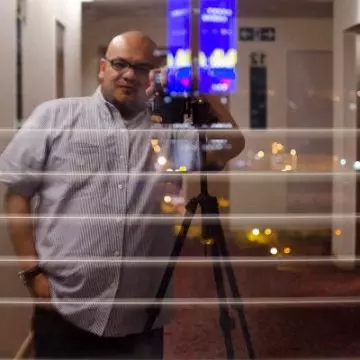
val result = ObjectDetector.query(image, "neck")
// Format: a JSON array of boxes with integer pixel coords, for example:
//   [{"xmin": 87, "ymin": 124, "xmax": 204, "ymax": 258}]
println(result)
[
  {"xmin": 100, "ymin": 88, "xmax": 144, "ymax": 121},
  {"xmin": 113, "ymin": 102, "xmax": 139, "ymax": 120},
  {"xmin": 117, "ymin": 102, "xmax": 150, "ymax": 123}
]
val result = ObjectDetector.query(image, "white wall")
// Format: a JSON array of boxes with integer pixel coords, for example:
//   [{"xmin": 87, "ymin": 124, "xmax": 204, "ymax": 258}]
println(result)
[
  {"xmin": 0, "ymin": 0, "xmax": 16, "ymax": 129},
  {"xmin": 229, "ymin": 19, "xmax": 333, "ymax": 233},
  {"xmin": 22, "ymin": 0, "xmax": 82, "ymax": 119},
  {"xmin": 332, "ymin": 0, "xmax": 360, "ymax": 264},
  {"xmin": 0, "ymin": 2, "xmax": 30, "ymax": 358},
  {"xmin": 0, "ymin": 0, "xmax": 82, "ymax": 357}
]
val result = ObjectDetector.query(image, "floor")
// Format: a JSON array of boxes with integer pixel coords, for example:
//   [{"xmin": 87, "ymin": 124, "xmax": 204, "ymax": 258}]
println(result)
[
  {"xmin": 164, "ymin": 240, "xmax": 360, "ymax": 359},
  {"xmin": 5, "ymin": 238, "xmax": 360, "ymax": 360}
]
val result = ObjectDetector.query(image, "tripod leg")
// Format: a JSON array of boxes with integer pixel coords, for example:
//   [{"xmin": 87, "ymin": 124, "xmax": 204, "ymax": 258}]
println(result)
[
  {"xmin": 144, "ymin": 197, "xmax": 199, "ymax": 332},
  {"xmin": 211, "ymin": 242, "xmax": 236, "ymax": 360},
  {"xmin": 213, "ymin": 224, "xmax": 256, "ymax": 359},
  {"xmin": 198, "ymin": 193, "xmax": 256, "ymax": 359}
]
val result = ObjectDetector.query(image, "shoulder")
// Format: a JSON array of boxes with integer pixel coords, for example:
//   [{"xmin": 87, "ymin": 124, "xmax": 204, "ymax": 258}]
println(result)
[
  {"xmin": 22, "ymin": 96, "xmax": 92, "ymax": 129},
  {"xmin": 35, "ymin": 96, "xmax": 91, "ymax": 115}
]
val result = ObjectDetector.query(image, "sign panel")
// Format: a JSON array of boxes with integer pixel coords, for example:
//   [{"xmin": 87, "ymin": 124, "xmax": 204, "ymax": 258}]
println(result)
[
  {"xmin": 166, "ymin": 0, "xmax": 192, "ymax": 95},
  {"xmin": 239, "ymin": 27, "xmax": 276, "ymax": 42},
  {"xmin": 199, "ymin": 0, "xmax": 237, "ymax": 94}
]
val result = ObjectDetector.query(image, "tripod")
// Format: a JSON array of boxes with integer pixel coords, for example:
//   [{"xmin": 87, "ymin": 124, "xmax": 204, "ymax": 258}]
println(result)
[{"xmin": 144, "ymin": 125, "xmax": 256, "ymax": 359}]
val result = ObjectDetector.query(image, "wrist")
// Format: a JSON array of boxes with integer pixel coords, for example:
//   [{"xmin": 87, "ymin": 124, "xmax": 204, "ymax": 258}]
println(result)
[
  {"xmin": 20, "ymin": 256, "xmax": 39, "ymax": 272},
  {"xmin": 18, "ymin": 265, "xmax": 44, "ymax": 287}
]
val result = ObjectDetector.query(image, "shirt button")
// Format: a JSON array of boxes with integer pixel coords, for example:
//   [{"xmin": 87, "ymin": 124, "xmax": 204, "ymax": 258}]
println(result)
[
  {"xmin": 114, "ymin": 251, "xmax": 120, "ymax": 257},
  {"xmin": 118, "ymin": 184, "xmax": 124, "ymax": 190}
]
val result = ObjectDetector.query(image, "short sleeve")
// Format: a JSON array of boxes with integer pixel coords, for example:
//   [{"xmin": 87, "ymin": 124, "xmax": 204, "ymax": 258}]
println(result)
[{"xmin": 0, "ymin": 104, "xmax": 51, "ymax": 197}]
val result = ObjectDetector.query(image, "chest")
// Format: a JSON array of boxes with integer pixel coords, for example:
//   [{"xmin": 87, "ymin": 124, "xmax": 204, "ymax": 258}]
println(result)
[{"xmin": 48, "ymin": 127, "xmax": 172, "ymax": 174}]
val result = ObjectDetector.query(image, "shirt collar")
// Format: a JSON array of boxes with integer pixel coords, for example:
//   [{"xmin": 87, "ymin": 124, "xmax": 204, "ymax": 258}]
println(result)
[{"xmin": 92, "ymin": 86, "xmax": 118, "ymax": 120}]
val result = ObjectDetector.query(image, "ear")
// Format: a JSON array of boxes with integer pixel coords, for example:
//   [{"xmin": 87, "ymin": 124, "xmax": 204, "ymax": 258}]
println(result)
[{"xmin": 98, "ymin": 58, "xmax": 106, "ymax": 83}]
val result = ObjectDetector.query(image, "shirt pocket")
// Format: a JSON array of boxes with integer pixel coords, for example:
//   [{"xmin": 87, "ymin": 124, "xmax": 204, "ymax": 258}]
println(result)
[{"xmin": 68, "ymin": 139, "xmax": 102, "ymax": 173}]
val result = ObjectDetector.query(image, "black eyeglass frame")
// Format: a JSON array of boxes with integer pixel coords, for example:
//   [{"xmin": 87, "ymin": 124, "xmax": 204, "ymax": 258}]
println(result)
[{"xmin": 103, "ymin": 57, "xmax": 154, "ymax": 77}]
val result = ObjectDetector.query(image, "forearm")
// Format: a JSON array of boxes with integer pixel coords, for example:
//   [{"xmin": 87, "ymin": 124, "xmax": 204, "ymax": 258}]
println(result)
[
  {"xmin": 4, "ymin": 189, "xmax": 38, "ymax": 271},
  {"xmin": 201, "ymin": 95, "xmax": 245, "ymax": 167}
]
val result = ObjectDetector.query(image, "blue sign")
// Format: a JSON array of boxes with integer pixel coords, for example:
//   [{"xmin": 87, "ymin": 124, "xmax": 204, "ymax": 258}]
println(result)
[
  {"xmin": 239, "ymin": 27, "xmax": 276, "ymax": 42},
  {"xmin": 198, "ymin": 0, "xmax": 237, "ymax": 95},
  {"xmin": 166, "ymin": 0, "xmax": 192, "ymax": 95}
]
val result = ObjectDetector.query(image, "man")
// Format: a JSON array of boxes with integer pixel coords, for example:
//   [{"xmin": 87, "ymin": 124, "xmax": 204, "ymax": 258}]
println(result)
[{"xmin": 0, "ymin": 31, "xmax": 244, "ymax": 359}]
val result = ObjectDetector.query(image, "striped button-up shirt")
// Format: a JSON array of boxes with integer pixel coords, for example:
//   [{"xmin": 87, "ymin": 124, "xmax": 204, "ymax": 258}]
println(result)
[{"xmin": 0, "ymin": 88, "xmax": 200, "ymax": 337}]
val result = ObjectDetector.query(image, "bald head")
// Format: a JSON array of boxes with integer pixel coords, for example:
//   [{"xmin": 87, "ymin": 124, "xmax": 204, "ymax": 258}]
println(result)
[{"xmin": 105, "ymin": 31, "xmax": 159, "ymax": 66}]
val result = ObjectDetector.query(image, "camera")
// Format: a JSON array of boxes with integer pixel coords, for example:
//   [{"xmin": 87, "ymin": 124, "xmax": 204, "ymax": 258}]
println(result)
[{"xmin": 151, "ymin": 68, "xmax": 218, "ymax": 127}]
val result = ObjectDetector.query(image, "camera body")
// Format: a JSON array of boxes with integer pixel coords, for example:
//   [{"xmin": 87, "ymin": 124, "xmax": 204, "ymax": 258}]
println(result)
[{"xmin": 151, "ymin": 89, "xmax": 217, "ymax": 127}]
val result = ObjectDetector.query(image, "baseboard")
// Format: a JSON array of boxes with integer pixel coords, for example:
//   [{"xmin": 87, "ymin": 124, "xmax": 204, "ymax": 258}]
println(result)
[{"xmin": 14, "ymin": 332, "xmax": 33, "ymax": 360}]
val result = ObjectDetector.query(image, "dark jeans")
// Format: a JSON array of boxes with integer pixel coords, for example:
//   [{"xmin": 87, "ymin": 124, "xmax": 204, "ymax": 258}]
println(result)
[{"xmin": 32, "ymin": 306, "xmax": 164, "ymax": 359}]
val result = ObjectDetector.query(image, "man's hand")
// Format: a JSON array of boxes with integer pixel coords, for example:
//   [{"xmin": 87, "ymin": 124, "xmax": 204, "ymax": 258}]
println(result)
[
  {"xmin": 146, "ymin": 67, "xmax": 167, "ymax": 97},
  {"xmin": 29, "ymin": 273, "xmax": 52, "ymax": 307},
  {"xmin": 200, "ymin": 94, "xmax": 245, "ymax": 166}
]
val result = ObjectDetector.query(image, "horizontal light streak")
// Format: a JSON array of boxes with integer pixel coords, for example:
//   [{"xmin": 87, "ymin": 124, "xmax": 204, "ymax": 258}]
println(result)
[
  {"xmin": 0, "ymin": 214, "xmax": 354, "ymax": 220},
  {"xmin": 0, "ymin": 256, "xmax": 356, "ymax": 266},
  {"xmin": 1, "ymin": 297, "xmax": 360, "ymax": 307},
  {"xmin": 0, "ymin": 128, "xmax": 358, "ymax": 133},
  {"xmin": 0, "ymin": 171, "xmax": 356, "ymax": 177}
]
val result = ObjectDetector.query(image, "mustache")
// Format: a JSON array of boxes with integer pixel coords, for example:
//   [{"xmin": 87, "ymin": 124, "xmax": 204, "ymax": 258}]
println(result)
[
  {"xmin": 116, "ymin": 84, "xmax": 136, "ymax": 89},
  {"xmin": 115, "ymin": 79, "xmax": 139, "ymax": 88}
]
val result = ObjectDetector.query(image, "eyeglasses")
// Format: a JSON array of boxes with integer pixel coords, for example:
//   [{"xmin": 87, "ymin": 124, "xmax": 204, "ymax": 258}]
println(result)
[{"xmin": 104, "ymin": 57, "xmax": 153, "ymax": 77}]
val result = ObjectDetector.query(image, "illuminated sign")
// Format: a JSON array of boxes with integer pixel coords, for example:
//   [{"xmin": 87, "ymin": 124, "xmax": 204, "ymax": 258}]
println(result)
[
  {"xmin": 198, "ymin": 0, "xmax": 237, "ymax": 94},
  {"xmin": 166, "ymin": 0, "xmax": 192, "ymax": 95}
]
